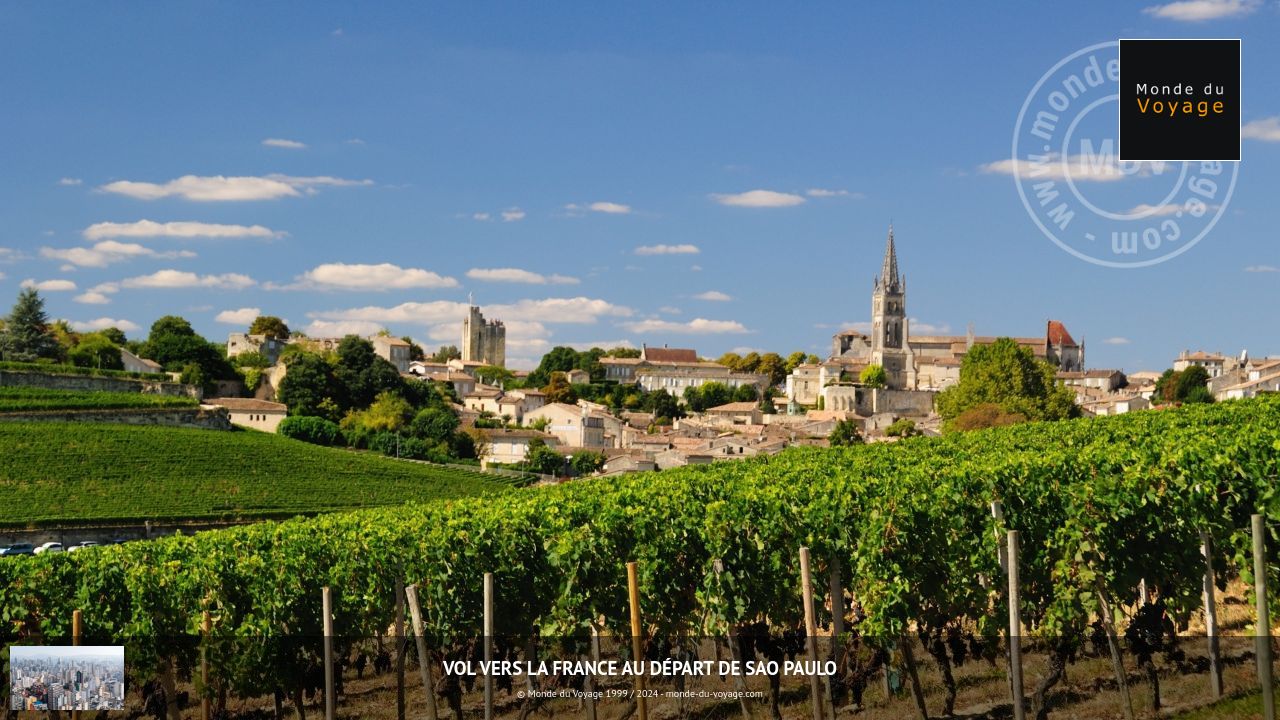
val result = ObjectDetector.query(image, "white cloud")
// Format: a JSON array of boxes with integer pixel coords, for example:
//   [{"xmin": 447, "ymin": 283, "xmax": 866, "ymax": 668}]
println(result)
[
  {"xmin": 73, "ymin": 292, "xmax": 111, "ymax": 305},
  {"xmin": 589, "ymin": 201, "xmax": 632, "ymax": 215},
  {"xmin": 303, "ymin": 319, "xmax": 385, "ymax": 337},
  {"xmin": 99, "ymin": 174, "xmax": 372, "ymax": 201},
  {"xmin": 980, "ymin": 154, "xmax": 1171, "ymax": 183},
  {"xmin": 566, "ymin": 339, "xmax": 635, "ymax": 351},
  {"xmin": 84, "ymin": 220, "xmax": 282, "ymax": 241},
  {"xmin": 635, "ymin": 244, "xmax": 700, "ymax": 256},
  {"xmin": 466, "ymin": 268, "xmax": 579, "ymax": 285},
  {"xmin": 694, "ymin": 290, "xmax": 733, "ymax": 302},
  {"xmin": 0, "ymin": 247, "xmax": 25, "ymax": 263},
  {"xmin": 20, "ymin": 278, "xmax": 77, "ymax": 292},
  {"xmin": 41, "ymin": 241, "xmax": 197, "ymax": 268},
  {"xmin": 1143, "ymin": 0, "xmax": 1259, "ymax": 21},
  {"xmin": 711, "ymin": 189, "xmax": 806, "ymax": 208},
  {"xmin": 0, "ymin": 271, "xmax": 5, "ymax": 280},
  {"xmin": 658, "ymin": 306, "xmax": 681, "ymax": 315},
  {"xmin": 1245, "ymin": 265, "xmax": 1279, "ymax": 273},
  {"xmin": 310, "ymin": 297, "xmax": 632, "ymax": 327},
  {"xmin": 501, "ymin": 207, "xmax": 526, "ymax": 222},
  {"xmin": 262, "ymin": 138, "xmax": 307, "ymax": 149},
  {"xmin": 1242, "ymin": 117, "xmax": 1280, "ymax": 142},
  {"xmin": 472, "ymin": 212, "xmax": 492, "ymax": 221},
  {"xmin": 59, "ymin": 177, "xmax": 83, "ymax": 186},
  {"xmin": 841, "ymin": 319, "xmax": 951, "ymax": 335},
  {"xmin": 279, "ymin": 263, "xmax": 459, "ymax": 291},
  {"xmin": 122, "ymin": 270, "xmax": 255, "ymax": 290},
  {"xmin": 1103, "ymin": 337, "xmax": 1132, "ymax": 345},
  {"xmin": 69, "ymin": 317, "xmax": 140, "ymax": 332},
  {"xmin": 806, "ymin": 188, "xmax": 864, "ymax": 199},
  {"xmin": 215, "ymin": 307, "xmax": 263, "ymax": 325},
  {"xmin": 620, "ymin": 318, "xmax": 749, "ymax": 335},
  {"xmin": 345, "ymin": 138, "xmax": 366, "ymax": 145}
]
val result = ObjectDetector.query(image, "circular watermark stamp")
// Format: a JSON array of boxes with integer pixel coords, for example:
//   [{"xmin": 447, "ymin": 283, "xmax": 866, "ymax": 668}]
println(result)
[{"xmin": 1012, "ymin": 41, "xmax": 1238, "ymax": 268}]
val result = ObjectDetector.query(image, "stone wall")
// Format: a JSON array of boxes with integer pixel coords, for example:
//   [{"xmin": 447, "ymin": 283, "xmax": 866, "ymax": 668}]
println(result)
[
  {"xmin": 0, "ymin": 518, "xmax": 264, "ymax": 549},
  {"xmin": 0, "ymin": 405, "xmax": 231, "ymax": 430},
  {"xmin": 870, "ymin": 388, "xmax": 936, "ymax": 416},
  {"xmin": 0, "ymin": 369, "xmax": 200, "ymax": 398}
]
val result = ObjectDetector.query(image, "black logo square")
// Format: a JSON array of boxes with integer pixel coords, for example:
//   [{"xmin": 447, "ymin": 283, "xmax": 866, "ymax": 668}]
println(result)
[{"xmin": 1119, "ymin": 39, "xmax": 1240, "ymax": 161}]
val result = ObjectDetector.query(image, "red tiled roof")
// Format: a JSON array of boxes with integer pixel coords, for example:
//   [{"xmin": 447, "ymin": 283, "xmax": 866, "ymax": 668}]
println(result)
[
  {"xmin": 1047, "ymin": 320, "xmax": 1076, "ymax": 347},
  {"xmin": 641, "ymin": 346, "xmax": 699, "ymax": 363}
]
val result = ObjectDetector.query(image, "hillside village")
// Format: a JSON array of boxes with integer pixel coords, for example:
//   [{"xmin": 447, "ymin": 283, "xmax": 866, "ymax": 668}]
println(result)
[{"xmin": 1, "ymin": 227, "xmax": 1273, "ymax": 482}]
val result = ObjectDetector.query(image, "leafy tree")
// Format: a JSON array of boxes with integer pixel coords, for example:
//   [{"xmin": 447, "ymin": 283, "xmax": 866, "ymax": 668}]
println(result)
[
  {"xmin": 860, "ymin": 364, "xmax": 887, "ymax": 389},
  {"xmin": 248, "ymin": 315, "xmax": 290, "ymax": 339},
  {"xmin": 757, "ymin": 352, "xmax": 787, "ymax": 386},
  {"xmin": 335, "ymin": 335, "xmax": 404, "ymax": 408},
  {"xmin": 759, "ymin": 387, "xmax": 777, "ymax": 414},
  {"xmin": 949, "ymin": 403, "xmax": 1027, "ymax": 432},
  {"xmin": 475, "ymin": 365, "xmax": 515, "ymax": 386},
  {"xmin": 646, "ymin": 389, "xmax": 685, "ymax": 422},
  {"xmin": 410, "ymin": 406, "xmax": 460, "ymax": 443},
  {"xmin": 684, "ymin": 381, "xmax": 733, "ymax": 412},
  {"xmin": 785, "ymin": 351, "xmax": 808, "ymax": 374},
  {"xmin": 524, "ymin": 438, "xmax": 565, "ymax": 476},
  {"xmin": 528, "ymin": 346, "xmax": 579, "ymax": 387},
  {"xmin": 141, "ymin": 315, "xmax": 236, "ymax": 386},
  {"xmin": 428, "ymin": 345, "xmax": 461, "ymax": 363},
  {"xmin": 717, "ymin": 352, "xmax": 742, "ymax": 370},
  {"xmin": 0, "ymin": 288, "xmax": 60, "ymax": 362},
  {"xmin": 49, "ymin": 319, "xmax": 78, "ymax": 361},
  {"xmin": 605, "ymin": 347, "xmax": 640, "ymax": 359},
  {"xmin": 732, "ymin": 384, "xmax": 758, "ymax": 402},
  {"xmin": 230, "ymin": 350, "xmax": 270, "ymax": 369},
  {"xmin": 68, "ymin": 332, "xmax": 124, "ymax": 370},
  {"xmin": 278, "ymin": 352, "xmax": 344, "ymax": 420},
  {"xmin": 179, "ymin": 362, "xmax": 207, "ymax": 391},
  {"xmin": 806, "ymin": 353, "xmax": 821, "ymax": 364},
  {"xmin": 401, "ymin": 336, "xmax": 425, "ymax": 362},
  {"xmin": 935, "ymin": 338, "xmax": 1079, "ymax": 431},
  {"xmin": 828, "ymin": 418, "xmax": 864, "ymax": 446},
  {"xmin": 354, "ymin": 392, "xmax": 415, "ymax": 432},
  {"xmin": 278, "ymin": 416, "xmax": 345, "ymax": 446},
  {"xmin": 99, "ymin": 327, "xmax": 128, "ymax": 346},
  {"xmin": 1175, "ymin": 365, "xmax": 1213, "ymax": 403},
  {"xmin": 570, "ymin": 450, "xmax": 606, "ymax": 476},
  {"xmin": 885, "ymin": 418, "xmax": 920, "ymax": 438},
  {"xmin": 543, "ymin": 371, "xmax": 578, "ymax": 404}
]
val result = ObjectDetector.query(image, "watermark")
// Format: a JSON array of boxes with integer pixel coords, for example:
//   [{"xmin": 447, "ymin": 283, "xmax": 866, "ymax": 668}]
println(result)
[{"xmin": 1011, "ymin": 41, "xmax": 1238, "ymax": 268}]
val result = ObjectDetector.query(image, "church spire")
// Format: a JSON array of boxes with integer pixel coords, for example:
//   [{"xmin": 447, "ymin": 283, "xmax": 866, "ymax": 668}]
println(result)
[{"xmin": 878, "ymin": 224, "xmax": 901, "ymax": 292}]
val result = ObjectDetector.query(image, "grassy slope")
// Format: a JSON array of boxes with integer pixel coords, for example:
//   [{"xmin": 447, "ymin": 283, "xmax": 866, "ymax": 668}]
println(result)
[{"xmin": 0, "ymin": 422, "xmax": 511, "ymax": 527}]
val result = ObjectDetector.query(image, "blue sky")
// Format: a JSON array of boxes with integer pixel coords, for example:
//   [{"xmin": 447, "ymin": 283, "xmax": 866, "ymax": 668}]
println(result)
[{"xmin": 0, "ymin": 2, "xmax": 1276, "ymax": 370}]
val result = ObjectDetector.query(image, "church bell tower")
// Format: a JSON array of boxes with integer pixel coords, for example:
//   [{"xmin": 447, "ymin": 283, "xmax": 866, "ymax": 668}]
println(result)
[{"xmin": 869, "ymin": 225, "xmax": 913, "ymax": 389}]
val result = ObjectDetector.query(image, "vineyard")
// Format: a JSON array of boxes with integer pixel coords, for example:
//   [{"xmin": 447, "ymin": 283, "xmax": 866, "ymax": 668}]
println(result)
[
  {"xmin": 0, "ymin": 386, "xmax": 198, "ymax": 412},
  {"xmin": 3, "ymin": 397, "xmax": 1280, "ymax": 719},
  {"xmin": 0, "ymin": 360, "xmax": 168, "ymax": 381},
  {"xmin": 0, "ymin": 423, "xmax": 512, "ymax": 527}
]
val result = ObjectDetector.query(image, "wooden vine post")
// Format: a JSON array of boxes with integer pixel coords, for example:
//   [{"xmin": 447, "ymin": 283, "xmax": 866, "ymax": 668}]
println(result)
[
  {"xmin": 404, "ymin": 584, "xmax": 439, "ymax": 720},
  {"xmin": 826, "ymin": 557, "xmax": 842, "ymax": 718},
  {"xmin": 626, "ymin": 561, "xmax": 649, "ymax": 720},
  {"xmin": 1006, "ymin": 530, "xmax": 1025, "ymax": 720},
  {"xmin": 323, "ymin": 586, "xmax": 335, "ymax": 720},
  {"xmin": 484, "ymin": 572, "xmax": 495, "ymax": 720},
  {"xmin": 1093, "ymin": 581, "xmax": 1135, "ymax": 720},
  {"xmin": 395, "ymin": 579, "xmax": 407, "ymax": 720},
  {"xmin": 798, "ymin": 547, "xmax": 825, "ymax": 720},
  {"xmin": 1201, "ymin": 531, "xmax": 1222, "ymax": 699},
  {"xmin": 1254, "ymin": 514, "xmax": 1275, "ymax": 720}
]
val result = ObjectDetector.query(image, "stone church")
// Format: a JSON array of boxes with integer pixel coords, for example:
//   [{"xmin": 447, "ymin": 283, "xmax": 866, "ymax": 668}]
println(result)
[{"xmin": 791, "ymin": 226, "xmax": 1085, "ymax": 402}]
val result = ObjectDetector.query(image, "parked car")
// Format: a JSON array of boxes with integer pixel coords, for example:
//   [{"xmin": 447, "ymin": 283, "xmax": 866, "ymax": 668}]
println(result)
[
  {"xmin": 33, "ymin": 542, "xmax": 64, "ymax": 554},
  {"xmin": 0, "ymin": 542, "xmax": 35, "ymax": 556},
  {"xmin": 68, "ymin": 541, "xmax": 100, "ymax": 553}
]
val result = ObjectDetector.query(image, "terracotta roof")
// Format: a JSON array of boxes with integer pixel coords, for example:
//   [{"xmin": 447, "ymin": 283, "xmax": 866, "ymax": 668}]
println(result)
[
  {"xmin": 479, "ymin": 428, "xmax": 557, "ymax": 440},
  {"xmin": 208, "ymin": 397, "xmax": 287, "ymax": 412},
  {"xmin": 641, "ymin": 346, "xmax": 699, "ymax": 363},
  {"xmin": 706, "ymin": 402, "xmax": 760, "ymax": 413},
  {"xmin": 1046, "ymin": 320, "xmax": 1076, "ymax": 346},
  {"xmin": 1180, "ymin": 351, "xmax": 1226, "ymax": 361}
]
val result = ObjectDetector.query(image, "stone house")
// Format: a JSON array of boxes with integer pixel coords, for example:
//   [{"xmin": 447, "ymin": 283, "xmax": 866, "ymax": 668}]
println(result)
[
  {"xmin": 478, "ymin": 428, "xmax": 558, "ymax": 466},
  {"xmin": 208, "ymin": 397, "xmax": 288, "ymax": 432}
]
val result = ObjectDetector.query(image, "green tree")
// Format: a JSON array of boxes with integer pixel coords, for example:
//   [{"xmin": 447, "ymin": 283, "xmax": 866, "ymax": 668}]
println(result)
[
  {"xmin": 828, "ymin": 418, "xmax": 864, "ymax": 446},
  {"xmin": 570, "ymin": 450, "xmax": 606, "ymax": 476},
  {"xmin": 1174, "ymin": 365, "xmax": 1213, "ymax": 403},
  {"xmin": 757, "ymin": 352, "xmax": 787, "ymax": 386},
  {"xmin": 335, "ymin": 335, "xmax": 404, "ymax": 408},
  {"xmin": 885, "ymin": 418, "xmax": 920, "ymax": 437},
  {"xmin": 428, "ymin": 345, "xmax": 461, "ymax": 363},
  {"xmin": 410, "ymin": 406, "xmax": 460, "ymax": 443},
  {"xmin": 278, "ymin": 352, "xmax": 344, "ymax": 420},
  {"xmin": 524, "ymin": 438, "xmax": 565, "ymax": 476},
  {"xmin": 401, "ymin": 336, "xmax": 425, "ymax": 362},
  {"xmin": 0, "ymin": 288, "xmax": 60, "ymax": 362},
  {"xmin": 543, "ymin": 371, "xmax": 578, "ymax": 404},
  {"xmin": 935, "ymin": 338, "xmax": 1079, "ymax": 431},
  {"xmin": 354, "ymin": 391, "xmax": 415, "ymax": 432},
  {"xmin": 230, "ymin": 350, "xmax": 270, "ymax": 369},
  {"xmin": 860, "ymin": 364, "xmax": 887, "ymax": 389},
  {"xmin": 684, "ymin": 381, "xmax": 732, "ymax": 412},
  {"xmin": 475, "ymin": 365, "xmax": 515, "ymax": 386},
  {"xmin": 99, "ymin": 327, "xmax": 128, "ymax": 346},
  {"xmin": 732, "ymin": 384, "xmax": 758, "ymax": 402},
  {"xmin": 528, "ymin": 346, "xmax": 579, "ymax": 387},
  {"xmin": 248, "ymin": 315, "xmax": 290, "ymax": 339},
  {"xmin": 785, "ymin": 351, "xmax": 808, "ymax": 374},
  {"xmin": 646, "ymin": 389, "xmax": 685, "ymax": 422},
  {"xmin": 949, "ymin": 403, "xmax": 1027, "ymax": 431},
  {"xmin": 67, "ymin": 332, "xmax": 124, "ymax": 370},
  {"xmin": 142, "ymin": 315, "xmax": 236, "ymax": 387}
]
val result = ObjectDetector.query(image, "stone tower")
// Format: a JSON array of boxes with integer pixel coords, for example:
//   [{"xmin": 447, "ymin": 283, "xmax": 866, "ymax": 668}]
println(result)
[
  {"xmin": 869, "ymin": 225, "xmax": 914, "ymax": 390},
  {"xmin": 461, "ymin": 304, "xmax": 506, "ymax": 367}
]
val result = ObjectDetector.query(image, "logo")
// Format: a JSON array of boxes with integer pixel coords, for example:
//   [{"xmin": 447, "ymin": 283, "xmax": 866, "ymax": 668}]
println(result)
[{"xmin": 1011, "ymin": 41, "xmax": 1238, "ymax": 268}]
